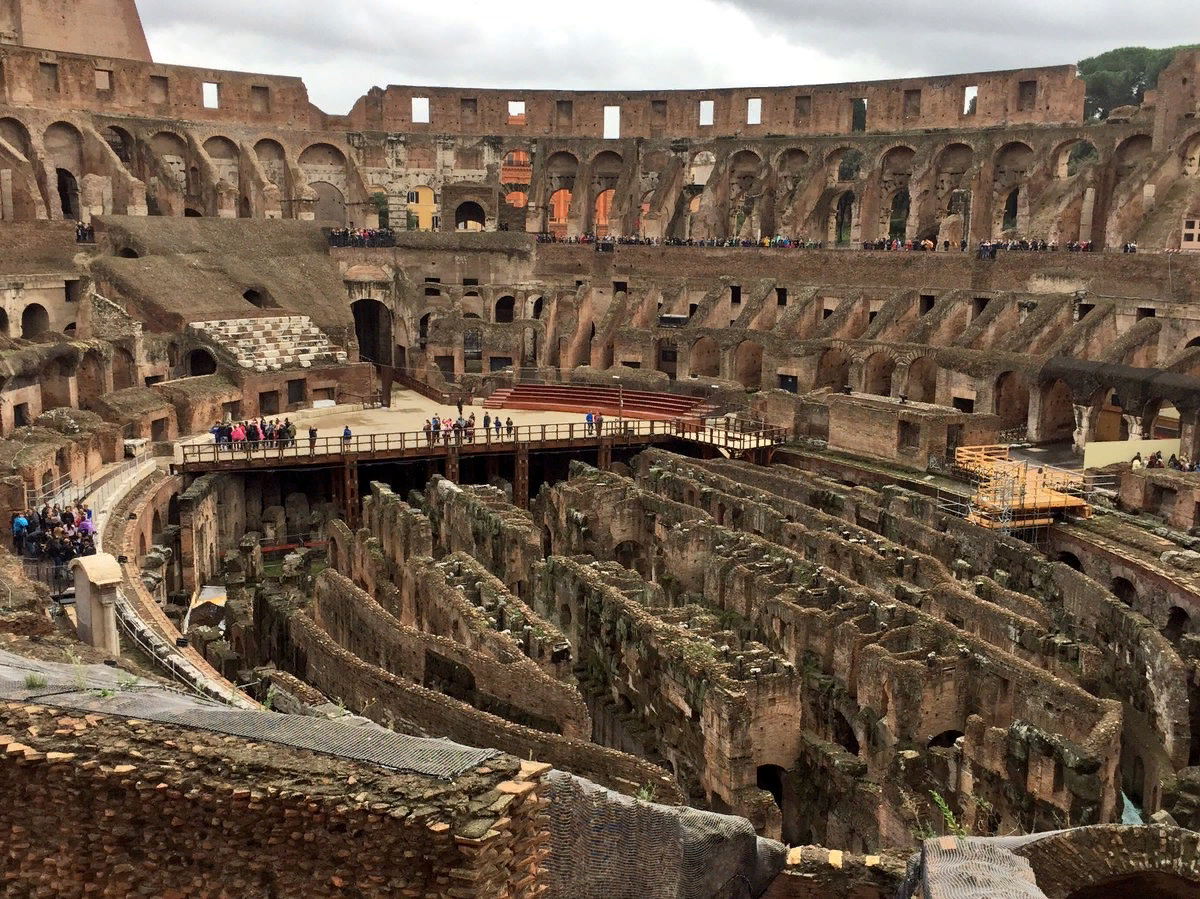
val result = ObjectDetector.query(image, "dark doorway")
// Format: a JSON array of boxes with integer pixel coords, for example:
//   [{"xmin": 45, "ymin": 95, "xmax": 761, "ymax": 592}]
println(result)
[
  {"xmin": 835, "ymin": 192, "xmax": 854, "ymax": 246},
  {"xmin": 889, "ymin": 190, "xmax": 910, "ymax": 241},
  {"xmin": 188, "ymin": 348, "xmax": 217, "ymax": 376},
  {"xmin": 56, "ymin": 169, "xmax": 80, "ymax": 220},
  {"xmin": 352, "ymin": 299, "xmax": 393, "ymax": 365},
  {"xmin": 1003, "ymin": 188, "xmax": 1019, "ymax": 231}
]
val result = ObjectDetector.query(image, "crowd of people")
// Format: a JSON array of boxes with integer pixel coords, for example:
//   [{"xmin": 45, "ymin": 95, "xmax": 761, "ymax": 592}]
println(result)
[
  {"xmin": 422, "ymin": 410, "xmax": 516, "ymax": 445},
  {"xmin": 75, "ymin": 221, "xmax": 95, "ymax": 243},
  {"xmin": 210, "ymin": 418, "xmax": 298, "ymax": 449},
  {"xmin": 11, "ymin": 500, "xmax": 97, "ymax": 581},
  {"xmin": 327, "ymin": 228, "xmax": 396, "ymax": 248},
  {"xmin": 1131, "ymin": 451, "xmax": 1198, "ymax": 472}
]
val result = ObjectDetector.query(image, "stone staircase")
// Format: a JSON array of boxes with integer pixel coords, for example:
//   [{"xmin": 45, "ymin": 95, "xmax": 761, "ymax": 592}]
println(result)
[{"xmin": 189, "ymin": 316, "xmax": 348, "ymax": 373}]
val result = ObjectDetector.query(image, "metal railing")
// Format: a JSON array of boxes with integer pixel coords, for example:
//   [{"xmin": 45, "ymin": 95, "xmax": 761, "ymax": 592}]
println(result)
[
  {"xmin": 182, "ymin": 418, "xmax": 786, "ymax": 468},
  {"xmin": 25, "ymin": 448, "xmax": 153, "ymax": 510}
]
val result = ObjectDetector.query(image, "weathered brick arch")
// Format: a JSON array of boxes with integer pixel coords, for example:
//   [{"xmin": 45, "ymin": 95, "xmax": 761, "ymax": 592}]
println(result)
[{"xmin": 1015, "ymin": 825, "xmax": 1200, "ymax": 899}]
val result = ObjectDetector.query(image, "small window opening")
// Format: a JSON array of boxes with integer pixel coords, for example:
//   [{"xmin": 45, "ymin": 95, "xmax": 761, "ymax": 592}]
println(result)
[
  {"xmin": 747, "ymin": 97, "xmax": 762, "ymax": 125},
  {"xmin": 603, "ymin": 105, "xmax": 620, "ymax": 139},
  {"xmin": 972, "ymin": 296, "xmax": 990, "ymax": 318},
  {"xmin": 952, "ymin": 397, "xmax": 975, "ymax": 413},
  {"xmin": 412, "ymin": 97, "xmax": 430, "ymax": 123},
  {"xmin": 903, "ymin": 89, "xmax": 921, "ymax": 118},
  {"xmin": 1136, "ymin": 307, "xmax": 1156, "ymax": 321},
  {"xmin": 1017, "ymin": 80, "xmax": 1037, "ymax": 112},
  {"xmin": 851, "ymin": 97, "xmax": 868, "ymax": 132},
  {"xmin": 699, "ymin": 100, "xmax": 714, "ymax": 126},
  {"xmin": 776, "ymin": 287, "xmax": 788, "ymax": 306},
  {"xmin": 920, "ymin": 294, "xmax": 936, "ymax": 315},
  {"xmin": 963, "ymin": 85, "xmax": 978, "ymax": 115},
  {"xmin": 730, "ymin": 285, "xmax": 741, "ymax": 305},
  {"xmin": 794, "ymin": 95, "xmax": 811, "ymax": 123},
  {"xmin": 202, "ymin": 82, "xmax": 220, "ymax": 109},
  {"xmin": 95, "ymin": 69, "xmax": 113, "ymax": 92},
  {"xmin": 507, "ymin": 100, "xmax": 526, "ymax": 125}
]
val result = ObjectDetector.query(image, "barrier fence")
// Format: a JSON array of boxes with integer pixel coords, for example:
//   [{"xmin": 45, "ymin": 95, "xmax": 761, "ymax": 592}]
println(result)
[{"xmin": 182, "ymin": 418, "xmax": 786, "ymax": 469}]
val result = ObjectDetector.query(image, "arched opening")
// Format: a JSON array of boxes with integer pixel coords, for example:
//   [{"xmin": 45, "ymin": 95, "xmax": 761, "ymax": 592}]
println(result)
[
  {"xmin": 1094, "ymin": 387, "xmax": 1125, "ymax": 442},
  {"xmin": 888, "ymin": 190, "xmax": 910, "ymax": 241},
  {"xmin": 1038, "ymin": 379, "xmax": 1075, "ymax": 443},
  {"xmin": 184, "ymin": 208, "xmax": 203, "ymax": 217},
  {"xmin": 863, "ymin": 352, "xmax": 895, "ymax": 397},
  {"xmin": 112, "ymin": 347, "xmax": 136, "ymax": 390},
  {"xmin": 531, "ymin": 296, "xmax": 544, "ymax": 320},
  {"xmin": 41, "ymin": 358, "xmax": 73, "ymax": 410},
  {"xmin": 56, "ymin": 169, "xmax": 80, "ymax": 220},
  {"xmin": 76, "ymin": 351, "xmax": 105, "ymax": 409},
  {"xmin": 1054, "ymin": 139, "xmax": 1099, "ymax": 179},
  {"xmin": 1065, "ymin": 872, "xmax": 1200, "ymax": 899},
  {"xmin": 832, "ymin": 710, "xmax": 859, "ymax": 756},
  {"xmin": 0, "ymin": 117, "xmax": 32, "ymax": 160},
  {"xmin": 1002, "ymin": 187, "xmax": 1020, "ymax": 232},
  {"xmin": 593, "ymin": 188, "xmax": 615, "ymax": 237},
  {"xmin": 0, "ymin": 309, "xmax": 8, "ymax": 337},
  {"xmin": 117, "ymin": 247, "xmax": 140, "ymax": 259},
  {"xmin": 1056, "ymin": 551, "xmax": 1082, "ymax": 571},
  {"xmin": 455, "ymin": 201, "xmax": 485, "ymax": 231},
  {"xmin": 1115, "ymin": 134, "xmax": 1152, "ymax": 181},
  {"xmin": 309, "ymin": 181, "xmax": 346, "ymax": 225},
  {"xmin": 151, "ymin": 510, "xmax": 163, "ymax": 542},
  {"xmin": 418, "ymin": 313, "xmax": 432, "ymax": 344},
  {"xmin": 494, "ymin": 296, "xmax": 515, "ymax": 324},
  {"xmin": 21, "ymin": 303, "xmax": 49, "ymax": 338},
  {"xmin": 188, "ymin": 348, "xmax": 217, "ymax": 377},
  {"xmin": 927, "ymin": 729, "xmax": 965, "ymax": 749},
  {"xmin": 756, "ymin": 764, "xmax": 785, "ymax": 809},
  {"xmin": 1165, "ymin": 606, "xmax": 1190, "ymax": 644},
  {"xmin": 777, "ymin": 148, "xmax": 810, "ymax": 191},
  {"xmin": 548, "ymin": 188, "xmax": 571, "ymax": 238},
  {"xmin": 351, "ymin": 299, "xmax": 393, "ymax": 365},
  {"xmin": 816, "ymin": 348, "xmax": 850, "ymax": 390},
  {"xmin": 687, "ymin": 150, "xmax": 716, "ymax": 186},
  {"xmin": 1111, "ymin": 576, "xmax": 1137, "ymax": 606},
  {"xmin": 994, "ymin": 371, "xmax": 1031, "ymax": 429},
  {"xmin": 1124, "ymin": 755, "xmax": 1145, "ymax": 807},
  {"xmin": 690, "ymin": 336, "xmax": 720, "ymax": 378},
  {"xmin": 835, "ymin": 149, "xmax": 863, "ymax": 182},
  {"xmin": 906, "ymin": 356, "xmax": 937, "ymax": 404},
  {"xmin": 732, "ymin": 340, "xmax": 763, "ymax": 390},
  {"xmin": 835, "ymin": 191, "xmax": 854, "ymax": 246}
]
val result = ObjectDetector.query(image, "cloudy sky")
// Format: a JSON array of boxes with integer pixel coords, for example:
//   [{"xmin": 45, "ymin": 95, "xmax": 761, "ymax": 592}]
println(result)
[{"xmin": 137, "ymin": 0, "xmax": 1198, "ymax": 114}]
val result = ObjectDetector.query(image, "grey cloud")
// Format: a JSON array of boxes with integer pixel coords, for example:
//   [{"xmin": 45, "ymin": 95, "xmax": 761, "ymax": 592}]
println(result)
[{"xmin": 135, "ymin": 0, "xmax": 1200, "ymax": 114}]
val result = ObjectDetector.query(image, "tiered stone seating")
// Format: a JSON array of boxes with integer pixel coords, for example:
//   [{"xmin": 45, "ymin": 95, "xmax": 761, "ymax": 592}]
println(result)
[
  {"xmin": 483, "ymin": 384, "xmax": 704, "ymax": 420},
  {"xmin": 189, "ymin": 316, "xmax": 348, "ymax": 373}
]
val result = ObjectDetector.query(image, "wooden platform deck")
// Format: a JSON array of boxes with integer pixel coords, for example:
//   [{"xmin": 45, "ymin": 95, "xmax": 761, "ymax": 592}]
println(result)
[{"xmin": 955, "ymin": 445, "xmax": 1092, "ymax": 529}]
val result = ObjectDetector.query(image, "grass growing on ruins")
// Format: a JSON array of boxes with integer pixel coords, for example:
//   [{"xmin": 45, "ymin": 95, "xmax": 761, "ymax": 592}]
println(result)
[{"xmin": 23, "ymin": 672, "xmax": 46, "ymax": 689}]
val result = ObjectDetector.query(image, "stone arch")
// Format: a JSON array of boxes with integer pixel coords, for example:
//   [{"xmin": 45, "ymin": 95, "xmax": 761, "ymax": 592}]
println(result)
[
  {"xmin": 927, "ymin": 729, "xmax": 965, "ymax": 749},
  {"xmin": 1091, "ymin": 385, "xmax": 1126, "ymax": 442},
  {"xmin": 729, "ymin": 149, "xmax": 762, "ymax": 193},
  {"xmin": 0, "ymin": 117, "xmax": 32, "ymax": 159},
  {"xmin": 862, "ymin": 351, "xmax": 896, "ymax": 396},
  {"xmin": 112, "ymin": 347, "xmax": 136, "ymax": 390},
  {"xmin": 454, "ymin": 201, "xmax": 485, "ymax": 231},
  {"xmin": 828, "ymin": 147, "xmax": 863, "ymax": 182},
  {"xmin": 593, "ymin": 189, "xmax": 615, "ymax": 237},
  {"xmin": 202, "ymin": 136, "xmax": 238, "ymax": 160},
  {"xmin": 20, "ymin": 303, "xmax": 49, "ymax": 339},
  {"xmin": 1056, "ymin": 551, "xmax": 1082, "ymax": 570},
  {"xmin": 188, "ymin": 348, "xmax": 217, "ymax": 377},
  {"xmin": 994, "ymin": 371, "xmax": 1031, "ymax": 429},
  {"xmin": 687, "ymin": 150, "xmax": 716, "ymax": 186},
  {"xmin": 935, "ymin": 142, "xmax": 974, "ymax": 178},
  {"xmin": 55, "ymin": 168, "xmax": 80, "ymax": 220},
  {"xmin": 494, "ymin": 295, "xmax": 515, "ymax": 324},
  {"xmin": 690, "ymin": 336, "xmax": 720, "ymax": 378},
  {"xmin": 351, "ymin": 299, "xmax": 393, "ymax": 365},
  {"xmin": 1038, "ymin": 378, "xmax": 1075, "ymax": 442},
  {"xmin": 76, "ymin": 350, "xmax": 106, "ymax": 408},
  {"xmin": 906, "ymin": 355, "xmax": 938, "ymax": 403},
  {"xmin": 1110, "ymin": 576, "xmax": 1137, "ymax": 606},
  {"xmin": 1053, "ymin": 138, "xmax": 1099, "ymax": 179},
  {"xmin": 299, "ymin": 143, "xmax": 346, "ymax": 167},
  {"xmin": 184, "ymin": 207, "xmax": 203, "ymax": 217},
  {"xmin": 732, "ymin": 340, "xmax": 763, "ymax": 389},
  {"xmin": 43, "ymin": 122, "xmax": 84, "ymax": 173},
  {"xmin": 254, "ymin": 138, "xmax": 286, "ymax": 164},
  {"xmin": 994, "ymin": 141, "xmax": 1034, "ymax": 177},
  {"xmin": 1165, "ymin": 606, "xmax": 1191, "ymax": 643},
  {"xmin": 1115, "ymin": 134, "xmax": 1152, "ymax": 180},
  {"xmin": 310, "ymin": 181, "xmax": 345, "ymax": 225},
  {"xmin": 1181, "ymin": 131, "xmax": 1200, "ymax": 177},
  {"xmin": 548, "ymin": 188, "xmax": 571, "ymax": 237},
  {"xmin": 879, "ymin": 144, "xmax": 916, "ymax": 174},
  {"xmin": 545, "ymin": 151, "xmax": 578, "ymax": 194},
  {"xmin": 816, "ymin": 347, "xmax": 850, "ymax": 390},
  {"xmin": 834, "ymin": 191, "xmax": 855, "ymax": 245},
  {"xmin": 776, "ymin": 147, "xmax": 809, "ymax": 191}
]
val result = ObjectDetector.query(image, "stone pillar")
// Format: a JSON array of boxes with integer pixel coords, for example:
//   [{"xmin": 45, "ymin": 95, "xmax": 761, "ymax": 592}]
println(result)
[
  {"xmin": 0, "ymin": 169, "xmax": 12, "ymax": 222},
  {"xmin": 1072, "ymin": 403, "xmax": 1091, "ymax": 454},
  {"xmin": 1079, "ymin": 186, "xmax": 1096, "ymax": 243},
  {"xmin": 1123, "ymin": 414, "xmax": 1144, "ymax": 441},
  {"xmin": 71, "ymin": 554, "xmax": 123, "ymax": 656},
  {"xmin": 1178, "ymin": 407, "xmax": 1200, "ymax": 460}
]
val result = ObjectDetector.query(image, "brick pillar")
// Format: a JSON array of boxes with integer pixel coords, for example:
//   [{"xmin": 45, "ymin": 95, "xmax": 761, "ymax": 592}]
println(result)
[{"xmin": 514, "ymin": 445, "xmax": 530, "ymax": 510}]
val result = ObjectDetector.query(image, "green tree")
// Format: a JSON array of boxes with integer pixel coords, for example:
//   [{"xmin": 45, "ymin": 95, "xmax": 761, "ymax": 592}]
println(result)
[
  {"xmin": 370, "ymin": 191, "xmax": 389, "ymax": 229},
  {"xmin": 1077, "ymin": 45, "xmax": 1200, "ymax": 120}
]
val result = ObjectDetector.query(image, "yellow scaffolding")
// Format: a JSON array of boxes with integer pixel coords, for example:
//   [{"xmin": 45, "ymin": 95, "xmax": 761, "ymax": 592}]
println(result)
[{"xmin": 954, "ymin": 445, "xmax": 1092, "ymax": 530}]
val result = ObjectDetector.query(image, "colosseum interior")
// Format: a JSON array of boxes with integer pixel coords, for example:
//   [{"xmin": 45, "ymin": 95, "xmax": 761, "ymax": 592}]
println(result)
[{"xmin": 0, "ymin": 2, "xmax": 1198, "ymax": 897}]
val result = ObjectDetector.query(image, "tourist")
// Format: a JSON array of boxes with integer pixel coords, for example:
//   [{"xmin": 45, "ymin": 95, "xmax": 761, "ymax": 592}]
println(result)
[
  {"xmin": 431, "ymin": 415, "xmax": 441, "ymax": 442},
  {"xmin": 483, "ymin": 412, "xmax": 492, "ymax": 439},
  {"xmin": 494, "ymin": 416, "xmax": 502, "ymax": 437},
  {"xmin": 12, "ymin": 511, "xmax": 28, "ymax": 555},
  {"xmin": 1131, "ymin": 452, "xmax": 1144, "ymax": 470},
  {"xmin": 342, "ymin": 425, "xmax": 352, "ymax": 447},
  {"xmin": 308, "ymin": 426, "xmax": 318, "ymax": 455},
  {"xmin": 505, "ymin": 416, "xmax": 514, "ymax": 438},
  {"xmin": 586, "ymin": 411, "xmax": 594, "ymax": 435},
  {"xmin": 595, "ymin": 412, "xmax": 604, "ymax": 435},
  {"xmin": 423, "ymin": 419, "xmax": 433, "ymax": 445}
]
